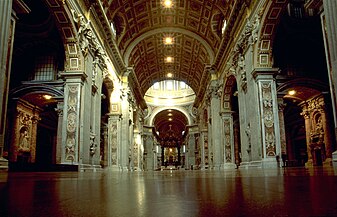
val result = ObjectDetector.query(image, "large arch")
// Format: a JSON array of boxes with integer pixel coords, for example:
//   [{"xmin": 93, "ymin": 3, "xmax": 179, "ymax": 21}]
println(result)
[
  {"xmin": 148, "ymin": 106, "xmax": 192, "ymax": 127},
  {"xmin": 256, "ymin": 0, "xmax": 289, "ymax": 68}
]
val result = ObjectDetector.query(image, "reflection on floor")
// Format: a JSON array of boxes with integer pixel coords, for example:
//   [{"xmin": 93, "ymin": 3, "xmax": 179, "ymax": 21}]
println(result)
[{"xmin": 1, "ymin": 167, "xmax": 337, "ymax": 217}]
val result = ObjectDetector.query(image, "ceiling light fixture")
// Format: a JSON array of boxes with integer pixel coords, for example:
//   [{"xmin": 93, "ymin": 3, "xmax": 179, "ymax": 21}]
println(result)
[
  {"xmin": 43, "ymin": 95, "xmax": 52, "ymax": 100},
  {"xmin": 167, "ymin": 73, "xmax": 173, "ymax": 78},
  {"xmin": 288, "ymin": 90, "xmax": 296, "ymax": 96},
  {"xmin": 163, "ymin": 0, "xmax": 173, "ymax": 8},
  {"xmin": 168, "ymin": 118, "xmax": 172, "ymax": 121},
  {"xmin": 166, "ymin": 56, "xmax": 173, "ymax": 63},
  {"xmin": 164, "ymin": 37, "xmax": 173, "ymax": 45}
]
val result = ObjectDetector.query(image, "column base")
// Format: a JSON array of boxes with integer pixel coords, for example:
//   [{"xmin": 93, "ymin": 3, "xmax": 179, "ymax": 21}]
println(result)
[
  {"xmin": 324, "ymin": 158, "xmax": 332, "ymax": 167},
  {"xmin": 305, "ymin": 158, "xmax": 333, "ymax": 168},
  {"xmin": 221, "ymin": 163, "xmax": 236, "ymax": 169},
  {"xmin": 106, "ymin": 165, "xmax": 120, "ymax": 171},
  {"xmin": 262, "ymin": 158, "xmax": 278, "ymax": 168},
  {"xmin": 79, "ymin": 164, "xmax": 102, "ymax": 172},
  {"xmin": 239, "ymin": 161, "xmax": 262, "ymax": 168},
  {"xmin": 305, "ymin": 159, "xmax": 313, "ymax": 167},
  {"xmin": 0, "ymin": 157, "xmax": 8, "ymax": 171},
  {"xmin": 212, "ymin": 164, "xmax": 222, "ymax": 170},
  {"xmin": 132, "ymin": 167, "xmax": 142, "ymax": 171},
  {"xmin": 119, "ymin": 166, "xmax": 129, "ymax": 171}
]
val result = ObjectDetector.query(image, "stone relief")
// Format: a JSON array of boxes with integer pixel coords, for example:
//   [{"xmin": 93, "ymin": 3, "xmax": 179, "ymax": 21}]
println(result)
[
  {"xmin": 133, "ymin": 142, "xmax": 138, "ymax": 168},
  {"xmin": 18, "ymin": 126, "xmax": 30, "ymax": 153},
  {"xmin": 71, "ymin": 9, "xmax": 108, "ymax": 80},
  {"xmin": 71, "ymin": 9, "xmax": 91, "ymax": 54},
  {"xmin": 65, "ymin": 85, "xmax": 78, "ymax": 162},
  {"xmin": 110, "ymin": 121, "xmax": 118, "ymax": 165},
  {"xmin": 237, "ymin": 54, "xmax": 247, "ymax": 83},
  {"xmin": 14, "ymin": 107, "xmax": 40, "ymax": 162},
  {"xmin": 227, "ymin": 13, "xmax": 261, "ymax": 82},
  {"xmin": 224, "ymin": 119, "xmax": 231, "ymax": 163},
  {"xmin": 206, "ymin": 81, "xmax": 222, "ymax": 104},
  {"xmin": 301, "ymin": 95, "xmax": 326, "ymax": 144},
  {"xmin": 261, "ymin": 82, "xmax": 276, "ymax": 156},
  {"xmin": 251, "ymin": 14, "xmax": 261, "ymax": 44}
]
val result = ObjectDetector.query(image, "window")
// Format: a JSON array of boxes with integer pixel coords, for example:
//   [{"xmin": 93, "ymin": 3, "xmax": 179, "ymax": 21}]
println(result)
[{"xmin": 29, "ymin": 55, "xmax": 57, "ymax": 81}]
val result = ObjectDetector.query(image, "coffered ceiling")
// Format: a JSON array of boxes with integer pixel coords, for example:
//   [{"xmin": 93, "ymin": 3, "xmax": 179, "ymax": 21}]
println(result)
[{"xmin": 102, "ymin": 0, "xmax": 237, "ymax": 97}]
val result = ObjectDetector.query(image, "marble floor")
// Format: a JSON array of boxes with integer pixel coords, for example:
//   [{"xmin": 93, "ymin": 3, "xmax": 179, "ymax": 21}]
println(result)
[{"xmin": 1, "ymin": 167, "xmax": 337, "ymax": 217}]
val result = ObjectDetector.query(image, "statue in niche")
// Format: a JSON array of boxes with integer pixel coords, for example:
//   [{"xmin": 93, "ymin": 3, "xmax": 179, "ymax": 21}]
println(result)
[
  {"xmin": 315, "ymin": 116, "xmax": 324, "ymax": 135},
  {"xmin": 18, "ymin": 126, "xmax": 30, "ymax": 152}
]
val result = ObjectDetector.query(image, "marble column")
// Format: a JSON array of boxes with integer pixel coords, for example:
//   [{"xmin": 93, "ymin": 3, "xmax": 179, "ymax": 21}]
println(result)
[
  {"xmin": 108, "ymin": 114, "xmax": 120, "ymax": 170},
  {"xmin": 233, "ymin": 118, "xmax": 241, "ymax": 166},
  {"xmin": 55, "ymin": 102, "xmax": 64, "ymax": 164},
  {"xmin": 322, "ymin": 0, "xmax": 337, "ymax": 141},
  {"xmin": 321, "ymin": 108, "xmax": 333, "ymax": 161},
  {"xmin": 253, "ymin": 68, "xmax": 281, "ymax": 168},
  {"xmin": 30, "ymin": 116, "xmax": 40, "ymax": 163},
  {"xmin": 161, "ymin": 146, "xmax": 164, "ymax": 166},
  {"xmin": 187, "ymin": 133, "xmax": 196, "ymax": 169},
  {"xmin": 221, "ymin": 112, "xmax": 236, "ymax": 169},
  {"xmin": 301, "ymin": 109, "xmax": 313, "ymax": 166},
  {"xmin": 0, "ymin": 0, "xmax": 14, "ymax": 169},
  {"xmin": 132, "ymin": 132, "xmax": 140, "ymax": 171},
  {"xmin": 143, "ymin": 134, "xmax": 154, "ymax": 171},
  {"xmin": 101, "ymin": 124, "xmax": 108, "ymax": 168},
  {"xmin": 9, "ymin": 108, "xmax": 23, "ymax": 162},
  {"xmin": 200, "ymin": 130, "xmax": 206, "ymax": 170},
  {"xmin": 119, "ymin": 87, "xmax": 131, "ymax": 171},
  {"xmin": 59, "ymin": 72, "xmax": 86, "ymax": 165},
  {"xmin": 277, "ymin": 98, "xmax": 287, "ymax": 156},
  {"xmin": 208, "ymin": 80, "xmax": 222, "ymax": 169}
]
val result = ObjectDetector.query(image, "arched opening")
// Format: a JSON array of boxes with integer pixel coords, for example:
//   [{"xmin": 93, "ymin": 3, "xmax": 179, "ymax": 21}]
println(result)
[
  {"xmin": 153, "ymin": 109, "xmax": 188, "ymax": 169},
  {"xmin": 274, "ymin": 4, "xmax": 336, "ymax": 166},
  {"xmin": 100, "ymin": 82, "xmax": 111, "ymax": 168},
  {"xmin": 6, "ymin": 88, "xmax": 62, "ymax": 171},
  {"xmin": 5, "ymin": 0, "xmax": 65, "ymax": 171},
  {"xmin": 223, "ymin": 75, "xmax": 240, "ymax": 167}
]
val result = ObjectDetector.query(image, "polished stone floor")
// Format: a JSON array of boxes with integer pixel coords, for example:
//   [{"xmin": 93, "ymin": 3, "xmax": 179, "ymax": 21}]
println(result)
[{"xmin": 1, "ymin": 167, "xmax": 337, "ymax": 217}]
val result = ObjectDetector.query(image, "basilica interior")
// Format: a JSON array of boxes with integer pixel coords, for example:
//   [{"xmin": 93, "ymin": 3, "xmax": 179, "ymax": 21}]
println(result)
[{"xmin": 0, "ymin": 0, "xmax": 337, "ymax": 172}]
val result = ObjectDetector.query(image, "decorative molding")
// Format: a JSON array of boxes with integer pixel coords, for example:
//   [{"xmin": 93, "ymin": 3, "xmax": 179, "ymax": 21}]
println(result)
[
  {"xmin": 261, "ymin": 81, "xmax": 276, "ymax": 157},
  {"xmin": 65, "ymin": 85, "xmax": 79, "ymax": 162}
]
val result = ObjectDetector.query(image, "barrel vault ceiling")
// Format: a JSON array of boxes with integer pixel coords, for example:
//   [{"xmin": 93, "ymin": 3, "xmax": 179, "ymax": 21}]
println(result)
[{"xmin": 100, "ymin": 0, "xmax": 240, "ymax": 100}]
